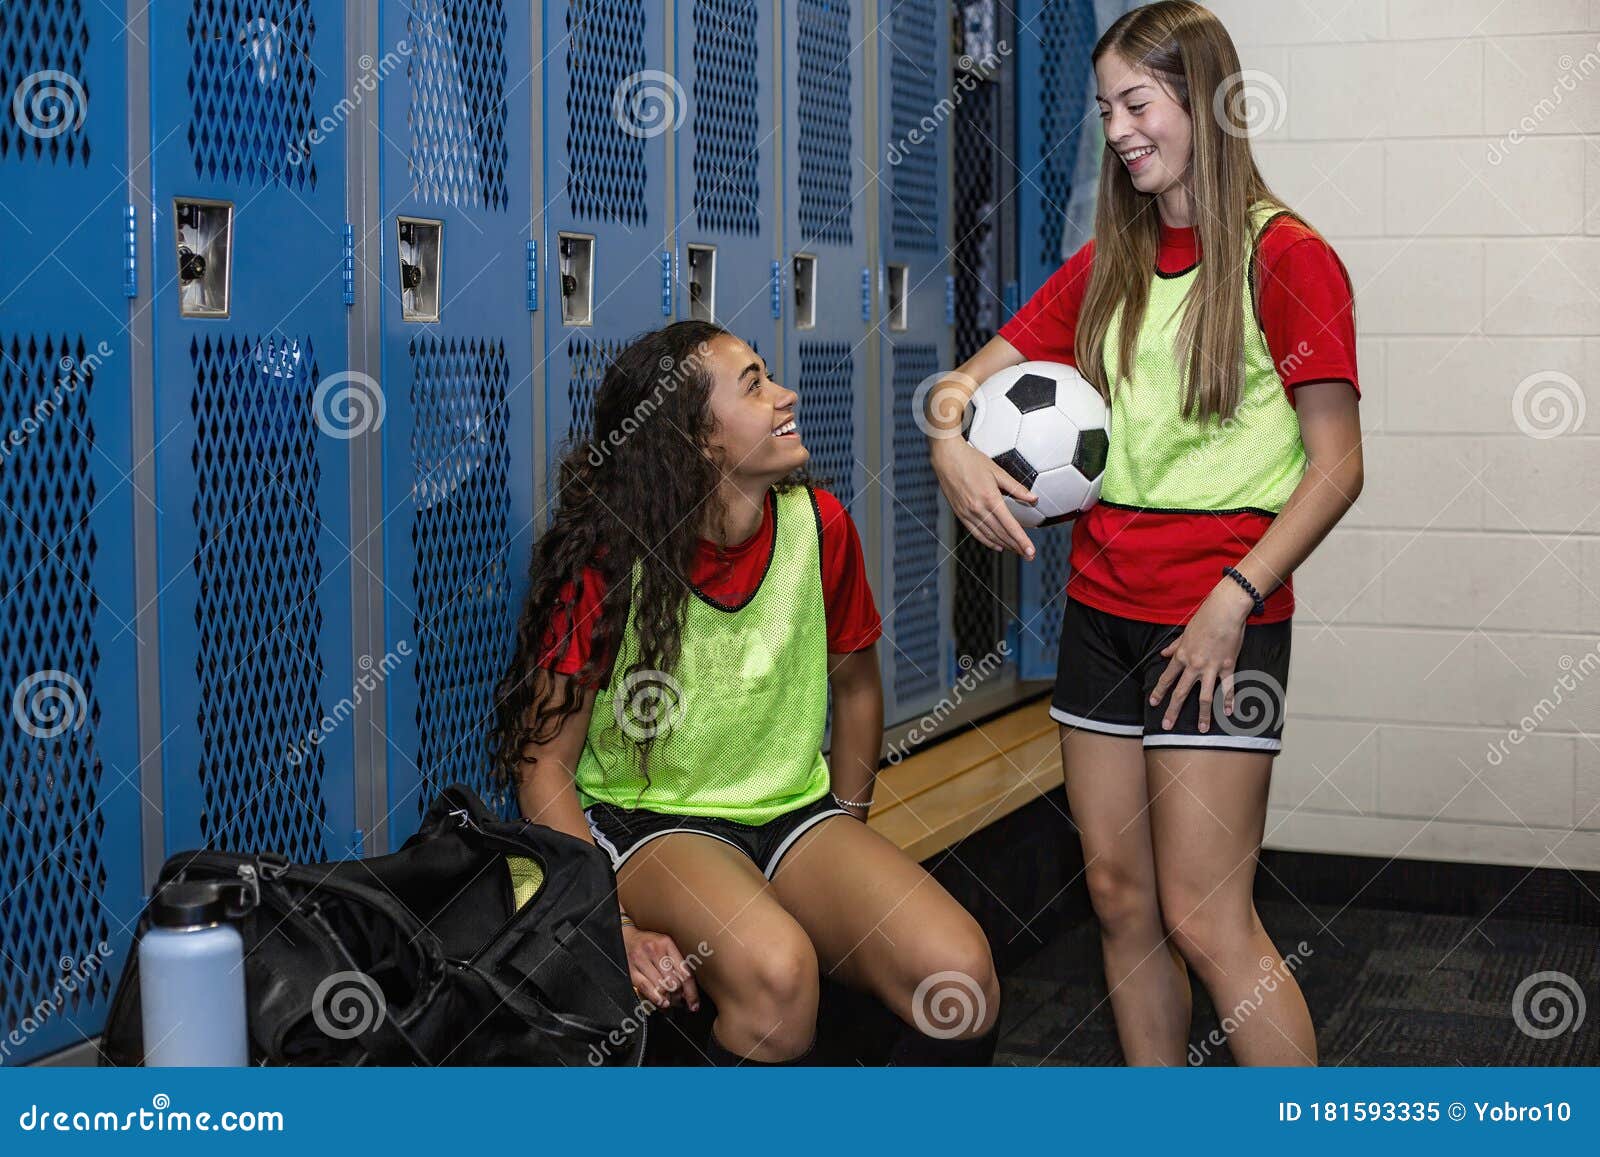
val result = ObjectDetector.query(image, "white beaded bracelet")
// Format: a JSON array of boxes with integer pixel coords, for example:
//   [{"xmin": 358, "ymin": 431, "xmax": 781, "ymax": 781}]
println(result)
[{"xmin": 831, "ymin": 790, "xmax": 874, "ymax": 809}]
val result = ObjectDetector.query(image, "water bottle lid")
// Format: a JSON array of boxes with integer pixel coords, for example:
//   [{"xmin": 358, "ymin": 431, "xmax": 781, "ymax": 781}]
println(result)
[{"xmin": 151, "ymin": 881, "xmax": 231, "ymax": 929}]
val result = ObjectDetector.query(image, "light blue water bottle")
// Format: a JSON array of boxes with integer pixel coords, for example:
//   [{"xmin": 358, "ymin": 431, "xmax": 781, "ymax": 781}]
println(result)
[{"xmin": 139, "ymin": 880, "xmax": 249, "ymax": 1066}]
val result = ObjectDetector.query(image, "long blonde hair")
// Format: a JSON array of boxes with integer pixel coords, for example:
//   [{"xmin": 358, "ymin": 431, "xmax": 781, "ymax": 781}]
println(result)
[{"xmin": 1074, "ymin": 1, "xmax": 1345, "ymax": 425}]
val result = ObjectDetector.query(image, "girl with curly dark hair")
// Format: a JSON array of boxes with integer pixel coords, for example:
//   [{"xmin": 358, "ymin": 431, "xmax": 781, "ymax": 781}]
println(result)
[{"xmin": 493, "ymin": 320, "xmax": 1000, "ymax": 1066}]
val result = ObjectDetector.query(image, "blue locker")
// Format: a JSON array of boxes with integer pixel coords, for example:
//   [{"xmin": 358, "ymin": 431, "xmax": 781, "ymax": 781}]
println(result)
[
  {"xmin": 543, "ymin": 1, "xmax": 672, "ymax": 488},
  {"xmin": 148, "ymin": 2, "xmax": 357, "ymax": 859},
  {"xmin": 877, "ymin": 0, "xmax": 956, "ymax": 725},
  {"xmin": 1014, "ymin": 0, "xmax": 1100, "ymax": 680},
  {"xmin": 674, "ymin": 0, "xmax": 780, "ymax": 352},
  {"xmin": 782, "ymin": 0, "xmax": 870, "ymax": 525},
  {"xmin": 0, "ymin": 1, "xmax": 143, "ymax": 1065},
  {"xmin": 375, "ymin": 0, "xmax": 535, "ymax": 839}
]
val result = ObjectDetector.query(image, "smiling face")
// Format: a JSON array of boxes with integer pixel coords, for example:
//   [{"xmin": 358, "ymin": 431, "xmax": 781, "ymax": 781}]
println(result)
[
  {"xmin": 702, "ymin": 334, "xmax": 806, "ymax": 484},
  {"xmin": 1095, "ymin": 51, "xmax": 1192, "ymax": 207}
]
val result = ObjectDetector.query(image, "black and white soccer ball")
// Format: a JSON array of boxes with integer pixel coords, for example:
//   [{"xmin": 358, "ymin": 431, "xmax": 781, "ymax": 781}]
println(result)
[{"xmin": 962, "ymin": 361, "xmax": 1109, "ymax": 528}]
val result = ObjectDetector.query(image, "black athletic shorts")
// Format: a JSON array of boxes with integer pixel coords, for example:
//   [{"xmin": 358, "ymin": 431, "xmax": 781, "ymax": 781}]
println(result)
[
  {"xmin": 1050, "ymin": 596, "xmax": 1292, "ymax": 753},
  {"xmin": 584, "ymin": 792, "xmax": 849, "ymax": 879}
]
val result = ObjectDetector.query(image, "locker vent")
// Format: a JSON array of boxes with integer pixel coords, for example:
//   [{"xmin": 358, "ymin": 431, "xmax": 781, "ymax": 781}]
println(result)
[
  {"xmin": 406, "ymin": 0, "xmax": 510, "ymax": 211},
  {"xmin": 691, "ymin": 0, "xmax": 761, "ymax": 236},
  {"xmin": 409, "ymin": 336, "xmax": 513, "ymax": 818},
  {"xmin": 565, "ymin": 0, "xmax": 648, "ymax": 226},
  {"xmin": 0, "ymin": 332, "xmax": 113, "ymax": 1044},
  {"xmin": 0, "ymin": 0, "xmax": 92, "ymax": 166},
  {"xmin": 794, "ymin": 0, "xmax": 853, "ymax": 245},
  {"xmin": 887, "ymin": 0, "xmax": 939, "ymax": 252},
  {"xmin": 795, "ymin": 341, "xmax": 855, "ymax": 514},
  {"xmin": 187, "ymin": 0, "xmax": 318, "ymax": 191},
  {"xmin": 190, "ymin": 333, "xmax": 328, "ymax": 859}
]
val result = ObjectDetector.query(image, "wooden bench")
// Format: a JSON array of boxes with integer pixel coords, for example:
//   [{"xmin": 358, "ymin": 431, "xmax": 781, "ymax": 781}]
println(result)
[{"xmin": 866, "ymin": 697, "xmax": 1060, "ymax": 861}]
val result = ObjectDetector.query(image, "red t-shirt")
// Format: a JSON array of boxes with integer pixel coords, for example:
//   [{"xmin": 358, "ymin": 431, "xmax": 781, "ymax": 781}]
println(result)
[
  {"xmin": 997, "ymin": 215, "xmax": 1360, "ymax": 624},
  {"xmin": 537, "ymin": 486, "xmax": 882, "ymax": 684}
]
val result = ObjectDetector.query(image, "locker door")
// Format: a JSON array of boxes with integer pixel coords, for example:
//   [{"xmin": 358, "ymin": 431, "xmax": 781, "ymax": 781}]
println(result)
[
  {"xmin": 0, "ymin": 2, "xmax": 143, "ymax": 1065},
  {"xmin": 149, "ymin": 2, "xmax": 358, "ymax": 859},
  {"xmin": 674, "ymin": 0, "xmax": 781, "ymax": 353},
  {"xmin": 542, "ymin": 1, "xmax": 672, "ymax": 504},
  {"xmin": 877, "ymin": 0, "xmax": 957, "ymax": 725},
  {"xmin": 1014, "ymin": 0, "xmax": 1100, "ymax": 680},
  {"xmin": 374, "ymin": 0, "xmax": 536, "ymax": 843},
  {"xmin": 782, "ymin": 0, "xmax": 871, "ymax": 567}
]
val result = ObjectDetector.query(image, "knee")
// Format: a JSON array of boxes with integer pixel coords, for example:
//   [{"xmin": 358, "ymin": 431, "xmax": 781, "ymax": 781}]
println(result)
[
  {"xmin": 723, "ymin": 928, "xmax": 820, "ymax": 1052},
  {"xmin": 901, "ymin": 921, "xmax": 1001, "ymax": 1037},
  {"xmin": 1159, "ymin": 887, "xmax": 1256, "ymax": 977},
  {"xmin": 1083, "ymin": 860, "xmax": 1160, "ymax": 936}
]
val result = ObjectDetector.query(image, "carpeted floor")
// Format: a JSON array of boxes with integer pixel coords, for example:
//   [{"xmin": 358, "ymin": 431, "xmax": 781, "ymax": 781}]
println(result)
[{"xmin": 994, "ymin": 898, "xmax": 1600, "ymax": 1066}]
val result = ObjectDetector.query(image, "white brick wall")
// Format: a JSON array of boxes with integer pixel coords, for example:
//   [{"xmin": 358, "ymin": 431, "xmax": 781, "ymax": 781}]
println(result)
[{"xmin": 1205, "ymin": 0, "xmax": 1600, "ymax": 868}]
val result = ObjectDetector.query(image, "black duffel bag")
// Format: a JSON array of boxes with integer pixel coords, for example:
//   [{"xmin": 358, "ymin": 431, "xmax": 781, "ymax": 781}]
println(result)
[{"xmin": 101, "ymin": 784, "xmax": 644, "ymax": 1066}]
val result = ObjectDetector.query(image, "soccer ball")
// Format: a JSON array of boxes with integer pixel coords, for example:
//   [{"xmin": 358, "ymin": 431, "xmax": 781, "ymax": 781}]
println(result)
[{"xmin": 962, "ymin": 361, "xmax": 1109, "ymax": 528}]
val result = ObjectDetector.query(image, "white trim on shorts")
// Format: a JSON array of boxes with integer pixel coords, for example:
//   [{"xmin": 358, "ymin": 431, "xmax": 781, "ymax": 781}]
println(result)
[
  {"xmin": 1141, "ymin": 731, "xmax": 1281, "ymax": 752},
  {"xmin": 1049, "ymin": 705, "xmax": 1144, "ymax": 736},
  {"xmin": 584, "ymin": 810, "xmax": 749, "ymax": 872},
  {"xmin": 761, "ymin": 806, "xmax": 850, "ymax": 879}
]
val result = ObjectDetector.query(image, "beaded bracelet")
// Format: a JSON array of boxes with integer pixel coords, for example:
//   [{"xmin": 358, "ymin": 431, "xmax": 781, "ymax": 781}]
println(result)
[{"xmin": 1222, "ymin": 565, "xmax": 1266, "ymax": 618}]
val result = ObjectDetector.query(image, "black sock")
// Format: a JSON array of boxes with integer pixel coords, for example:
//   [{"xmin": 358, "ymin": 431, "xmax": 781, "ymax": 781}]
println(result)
[
  {"xmin": 887, "ymin": 1019, "xmax": 1001, "ymax": 1066},
  {"xmin": 704, "ymin": 1025, "xmax": 816, "ymax": 1067}
]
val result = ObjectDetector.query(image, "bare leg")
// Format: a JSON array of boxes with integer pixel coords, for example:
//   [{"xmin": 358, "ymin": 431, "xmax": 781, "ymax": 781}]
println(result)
[
  {"xmin": 1147, "ymin": 747, "xmax": 1317, "ymax": 1066},
  {"xmin": 768, "ymin": 814, "xmax": 1000, "ymax": 1039},
  {"xmin": 615, "ymin": 834, "xmax": 818, "ymax": 1062},
  {"xmin": 1063, "ymin": 726, "xmax": 1192, "ymax": 1065}
]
